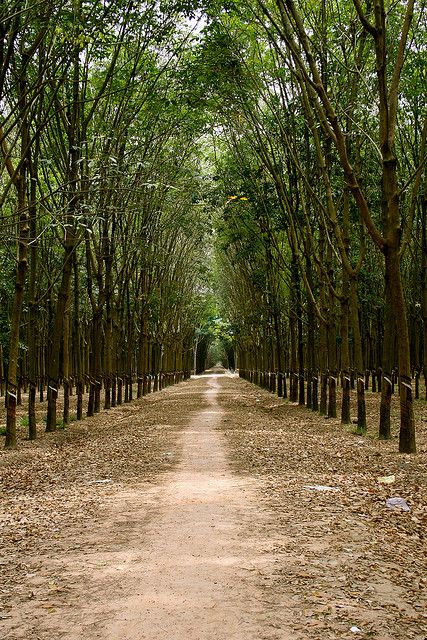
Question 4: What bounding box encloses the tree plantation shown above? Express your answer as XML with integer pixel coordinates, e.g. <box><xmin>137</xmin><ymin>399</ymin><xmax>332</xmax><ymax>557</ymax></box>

<box><xmin>1</xmin><ymin>0</ymin><xmax>426</xmax><ymax>456</ymax></box>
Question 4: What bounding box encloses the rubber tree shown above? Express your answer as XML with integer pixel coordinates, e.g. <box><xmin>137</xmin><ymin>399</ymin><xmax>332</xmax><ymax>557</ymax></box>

<box><xmin>253</xmin><ymin>0</ymin><xmax>421</xmax><ymax>452</ymax></box>
<box><xmin>0</xmin><ymin>1</ymin><xmax>51</xmax><ymax>447</ymax></box>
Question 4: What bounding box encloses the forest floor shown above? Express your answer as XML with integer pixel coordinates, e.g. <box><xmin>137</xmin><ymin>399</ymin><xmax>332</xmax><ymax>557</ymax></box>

<box><xmin>0</xmin><ymin>370</ymin><xmax>426</xmax><ymax>640</ymax></box>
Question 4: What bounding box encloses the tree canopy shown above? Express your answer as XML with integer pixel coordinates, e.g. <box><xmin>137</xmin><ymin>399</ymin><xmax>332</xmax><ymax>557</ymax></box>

<box><xmin>1</xmin><ymin>0</ymin><xmax>426</xmax><ymax>452</ymax></box>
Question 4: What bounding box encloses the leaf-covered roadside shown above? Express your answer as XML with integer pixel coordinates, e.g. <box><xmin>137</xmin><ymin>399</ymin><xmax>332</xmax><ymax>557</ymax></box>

<box><xmin>0</xmin><ymin>373</ymin><xmax>426</xmax><ymax>639</ymax></box>
<box><xmin>0</xmin><ymin>384</ymin><xmax>199</xmax><ymax>624</ymax></box>
<box><xmin>218</xmin><ymin>377</ymin><xmax>427</xmax><ymax>640</ymax></box>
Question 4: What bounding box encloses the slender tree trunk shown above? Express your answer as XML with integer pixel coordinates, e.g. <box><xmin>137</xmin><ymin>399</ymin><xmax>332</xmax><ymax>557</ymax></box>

<box><xmin>5</xmin><ymin>178</ymin><xmax>29</xmax><ymax>448</ymax></box>
<box><xmin>0</xmin><ymin>345</ymin><xmax>4</xmax><ymax>397</ymax></box>
<box><xmin>87</xmin><ymin>310</ymin><xmax>102</xmax><ymax>415</ymax></box>
<box><xmin>327</xmin><ymin>327</ymin><xmax>337</xmax><ymax>418</ymax></box>
<box><xmin>289</xmin><ymin>312</ymin><xmax>297</xmax><ymax>402</ymax></box>
<box><xmin>340</xmin><ymin>288</ymin><xmax>351</xmax><ymax>425</ymax></box>
<box><xmin>137</xmin><ymin>296</ymin><xmax>148</xmax><ymax>399</ymax></box>
<box><xmin>379</xmin><ymin>268</ymin><xmax>394</xmax><ymax>439</ymax></box>
<box><xmin>318</xmin><ymin>234</ymin><xmax>328</xmax><ymax>415</ymax></box>
<box><xmin>327</xmin><ymin>247</ymin><xmax>337</xmax><ymax>419</ymax></box>
<box><xmin>306</xmin><ymin>284</ymin><xmax>315</xmax><ymax>410</ymax></box>
<box><xmin>27</xmin><ymin>158</ymin><xmax>38</xmax><ymax>440</ymax></box>
<box><xmin>295</xmin><ymin>268</ymin><xmax>305</xmax><ymax>406</ymax></box>
<box><xmin>421</xmin><ymin>192</ymin><xmax>427</xmax><ymax>400</ymax></box>
<box><xmin>72</xmin><ymin>256</ymin><xmax>83</xmax><ymax>420</ymax></box>
<box><xmin>63</xmin><ymin>301</ymin><xmax>71</xmax><ymax>425</ymax></box>
<box><xmin>102</xmin><ymin>222</ymin><xmax>114</xmax><ymax>410</ymax></box>
<box><xmin>350</xmin><ymin>276</ymin><xmax>366</xmax><ymax>434</ymax></box>
<box><xmin>340</xmin><ymin>188</ymin><xmax>351</xmax><ymax>424</ymax></box>
<box><xmin>46</xmin><ymin>244</ymin><xmax>74</xmax><ymax>432</ymax></box>
<box><xmin>104</xmin><ymin>309</ymin><xmax>112</xmax><ymax>410</ymax></box>
<box><xmin>4</xmin><ymin>54</ymin><xmax>30</xmax><ymax>448</ymax></box>
<box><xmin>386</xmin><ymin>247</ymin><xmax>415</xmax><ymax>452</ymax></box>
<box><xmin>273</xmin><ymin>306</ymin><xmax>283</xmax><ymax>398</ymax></box>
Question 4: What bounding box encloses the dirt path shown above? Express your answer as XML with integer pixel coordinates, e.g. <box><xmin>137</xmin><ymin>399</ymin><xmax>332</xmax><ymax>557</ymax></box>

<box><xmin>1</xmin><ymin>373</ymin><xmax>288</xmax><ymax>639</ymax></box>
<box><xmin>101</xmin><ymin>374</ymin><xmax>284</xmax><ymax>640</ymax></box>
<box><xmin>1</xmin><ymin>372</ymin><xmax>426</xmax><ymax>640</ymax></box>
<box><xmin>102</xmin><ymin>376</ymin><xmax>283</xmax><ymax>640</ymax></box>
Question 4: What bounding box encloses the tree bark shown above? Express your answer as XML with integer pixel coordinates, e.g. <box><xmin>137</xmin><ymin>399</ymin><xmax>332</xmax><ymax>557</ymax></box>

<box><xmin>379</xmin><ymin>267</ymin><xmax>394</xmax><ymax>439</ymax></box>
<box><xmin>27</xmin><ymin>152</ymin><xmax>38</xmax><ymax>440</ymax></box>
<box><xmin>349</xmin><ymin>277</ymin><xmax>366</xmax><ymax>434</ymax></box>
<box><xmin>5</xmin><ymin>177</ymin><xmax>29</xmax><ymax>448</ymax></box>
<box><xmin>386</xmin><ymin>246</ymin><xmax>415</xmax><ymax>452</ymax></box>
<box><xmin>46</xmin><ymin>243</ymin><xmax>74</xmax><ymax>432</ymax></box>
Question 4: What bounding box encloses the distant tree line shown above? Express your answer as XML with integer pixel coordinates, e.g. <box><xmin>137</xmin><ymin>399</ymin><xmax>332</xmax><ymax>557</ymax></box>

<box><xmin>0</xmin><ymin>0</ymin><xmax>211</xmax><ymax>447</ymax></box>
<box><xmin>201</xmin><ymin>0</ymin><xmax>426</xmax><ymax>453</ymax></box>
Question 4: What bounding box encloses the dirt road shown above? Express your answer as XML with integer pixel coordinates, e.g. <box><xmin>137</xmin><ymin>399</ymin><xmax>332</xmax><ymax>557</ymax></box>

<box><xmin>101</xmin><ymin>374</ymin><xmax>286</xmax><ymax>640</ymax></box>
<box><xmin>1</xmin><ymin>372</ymin><xmax>426</xmax><ymax>639</ymax></box>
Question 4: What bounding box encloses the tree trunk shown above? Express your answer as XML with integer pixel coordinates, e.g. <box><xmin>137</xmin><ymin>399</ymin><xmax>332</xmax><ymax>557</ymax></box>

<box><xmin>5</xmin><ymin>178</ymin><xmax>29</xmax><ymax>448</ymax></box>
<box><xmin>341</xmin><ymin>264</ymin><xmax>351</xmax><ymax>424</ymax></box>
<box><xmin>386</xmin><ymin>247</ymin><xmax>415</xmax><ymax>453</ymax></box>
<box><xmin>422</xmin><ymin>191</ymin><xmax>427</xmax><ymax>399</ymax></box>
<box><xmin>379</xmin><ymin>268</ymin><xmax>394</xmax><ymax>439</ymax></box>
<box><xmin>289</xmin><ymin>313</ymin><xmax>297</xmax><ymax>402</ymax></box>
<box><xmin>27</xmin><ymin>158</ymin><xmax>38</xmax><ymax>441</ymax></box>
<box><xmin>327</xmin><ymin>258</ymin><xmax>337</xmax><ymax>418</ymax></box>
<box><xmin>46</xmin><ymin>244</ymin><xmax>74</xmax><ymax>432</ymax></box>
<box><xmin>62</xmin><ymin>302</ymin><xmax>71</xmax><ymax>426</ymax></box>
<box><xmin>296</xmin><ymin>294</ymin><xmax>305</xmax><ymax>406</ymax></box>
<box><xmin>318</xmin><ymin>258</ymin><xmax>328</xmax><ymax>415</ymax></box>
<box><xmin>312</xmin><ymin>371</ymin><xmax>318</xmax><ymax>411</ymax></box>
<box><xmin>350</xmin><ymin>277</ymin><xmax>366</xmax><ymax>434</ymax></box>
<box><xmin>4</xmin><ymin>55</ymin><xmax>30</xmax><ymax>448</ymax></box>
<box><xmin>73</xmin><ymin>255</ymin><xmax>83</xmax><ymax>420</ymax></box>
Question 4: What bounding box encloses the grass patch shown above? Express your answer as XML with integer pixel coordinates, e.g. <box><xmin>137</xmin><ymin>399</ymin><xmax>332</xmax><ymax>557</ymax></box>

<box><xmin>41</xmin><ymin>416</ymin><xmax>67</xmax><ymax>429</ymax></box>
